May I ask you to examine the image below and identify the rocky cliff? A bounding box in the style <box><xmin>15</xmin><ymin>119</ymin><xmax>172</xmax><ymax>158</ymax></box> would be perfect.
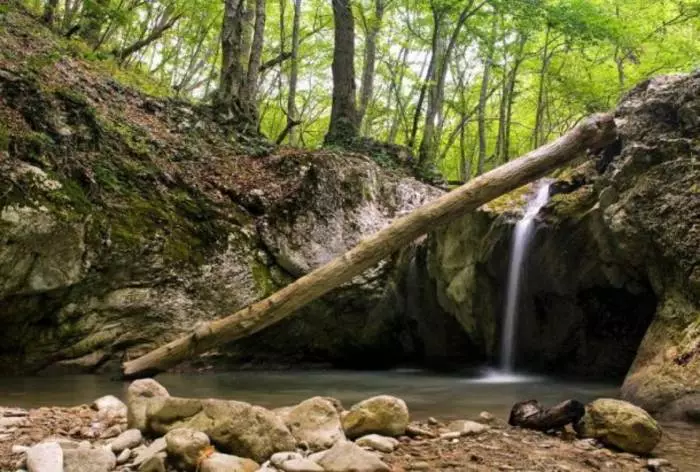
<box><xmin>428</xmin><ymin>72</ymin><xmax>700</xmax><ymax>420</ymax></box>
<box><xmin>0</xmin><ymin>7</ymin><xmax>470</xmax><ymax>374</ymax></box>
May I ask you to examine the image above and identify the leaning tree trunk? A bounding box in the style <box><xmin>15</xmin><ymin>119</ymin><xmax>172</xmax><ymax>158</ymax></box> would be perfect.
<box><xmin>324</xmin><ymin>0</ymin><xmax>359</xmax><ymax>145</ymax></box>
<box><xmin>121</xmin><ymin>114</ymin><xmax>616</xmax><ymax>379</ymax></box>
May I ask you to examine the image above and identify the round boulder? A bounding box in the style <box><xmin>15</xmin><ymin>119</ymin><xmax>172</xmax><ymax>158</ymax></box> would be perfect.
<box><xmin>575</xmin><ymin>398</ymin><xmax>662</xmax><ymax>455</ymax></box>
<box><xmin>165</xmin><ymin>428</ymin><xmax>211</xmax><ymax>470</ymax></box>
<box><xmin>341</xmin><ymin>395</ymin><xmax>409</xmax><ymax>439</ymax></box>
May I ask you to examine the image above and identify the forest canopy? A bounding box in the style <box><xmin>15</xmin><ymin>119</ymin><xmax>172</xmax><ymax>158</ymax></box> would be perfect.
<box><xmin>25</xmin><ymin>0</ymin><xmax>700</xmax><ymax>180</ymax></box>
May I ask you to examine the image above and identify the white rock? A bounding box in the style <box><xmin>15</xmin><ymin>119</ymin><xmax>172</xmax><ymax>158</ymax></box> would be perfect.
<box><xmin>283</xmin><ymin>397</ymin><xmax>345</xmax><ymax>451</ymax></box>
<box><xmin>26</xmin><ymin>442</ymin><xmax>63</xmax><ymax>472</ymax></box>
<box><xmin>270</xmin><ymin>452</ymin><xmax>302</xmax><ymax>468</ymax></box>
<box><xmin>127</xmin><ymin>379</ymin><xmax>170</xmax><ymax>431</ymax></box>
<box><xmin>199</xmin><ymin>452</ymin><xmax>259</xmax><ymax>472</ymax></box>
<box><xmin>317</xmin><ymin>441</ymin><xmax>390</xmax><ymax>472</ymax></box>
<box><xmin>355</xmin><ymin>434</ymin><xmax>399</xmax><ymax>453</ymax></box>
<box><xmin>132</xmin><ymin>438</ymin><xmax>167</xmax><ymax>468</ymax></box>
<box><xmin>306</xmin><ymin>450</ymin><xmax>328</xmax><ymax>464</ymax></box>
<box><xmin>12</xmin><ymin>445</ymin><xmax>30</xmax><ymax>454</ymax></box>
<box><xmin>109</xmin><ymin>429</ymin><xmax>142</xmax><ymax>453</ymax></box>
<box><xmin>447</xmin><ymin>420</ymin><xmax>490</xmax><ymax>436</ymax></box>
<box><xmin>278</xmin><ymin>458</ymin><xmax>324</xmax><ymax>472</ymax></box>
<box><xmin>165</xmin><ymin>428</ymin><xmax>211</xmax><ymax>470</ymax></box>
<box><xmin>439</xmin><ymin>432</ymin><xmax>460</xmax><ymax>440</ymax></box>
<box><xmin>92</xmin><ymin>395</ymin><xmax>127</xmax><ymax>418</ymax></box>
<box><xmin>63</xmin><ymin>447</ymin><xmax>116</xmax><ymax>472</ymax></box>
<box><xmin>116</xmin><ymin>448</ymin><xmax>131</xmax><ymax>465</ymax></box>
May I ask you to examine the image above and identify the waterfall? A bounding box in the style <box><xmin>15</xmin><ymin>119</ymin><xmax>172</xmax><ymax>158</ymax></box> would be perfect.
<box><xmin>499</xmin><ymin>180</ymin><xmax>552</xmax><ymax>372</ymax></box>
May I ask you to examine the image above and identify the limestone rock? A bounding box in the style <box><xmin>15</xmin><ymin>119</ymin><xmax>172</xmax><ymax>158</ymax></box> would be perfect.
<box><xmin>127</xmin><ymin>379</ymin><xmax>170</xmax><ymax>431</ymax></box>
<box><xmin>109</xmin><ymin>429</ymin><xmax>142</xmax><ymax>453</ymax></box>
<box><xmin>143</xmin><ymin>397</ymin><xmax>295</xmax><ymax>463</ymax></box>
<box><xmin>138</xmin><ymin>452</ymin><xmax>166</xmax><ymax>472</ymax></box>
<box><xmin>198</xmin><ymin>452</ymin><xmax>259</xmax><ymax>472</ymax></box>
<box><xmin>27</xmin><ymin>442</ymin><xmax>63</xmax><ymax>472</ymax></box>
<box><xmin>317</xmin><ymin>441</ymin><xmax>390</xmax><ymax>472</ymax></box>
<box><xmin>284</xmin><ymin>397</ymin><xmax>345</xmax><ymax>451</ymax></box>
<box><xmin>116</xmin><ymin>449</ymin><xmax>131</xmax><ymax>465</ymax></box>
<box><xmin>575</xmin><ymin>398</ymin><xmax>662</xmax><ymax>455</ymax></box>
<box><xmin>165</xmin><ymin>428</ymin><xmax>211</xmax><ymax>470</ymax></box>
<box><xmin>278</xmin><ymin>458</ymin><xmax>325</xmax><ymax>472</ymax></box>
<box><xmin>342</xmin><ymin>396</ymin><xmax>409</xmax><ymax>439</ymax></box>
<box><xmin>270</xmin><ymin>452</ymin><xmax>303</xmax><ymax>468</ymax></box>
<box><xmin>447</xmin><ymin>420</ymin><xmax>490</xmax><ymax>436</ymax></box>
<box><xmin>92</xmin><ymin>395</ymin><xmax>127</xmax><ymax>418</ymax></box>
<box><xmin>355</xmin><ymin>434</ymin><xmax>399</xmax><ymax>453</ymax></box>
<box><xmin>63</xmin><ymin>447</ymin><xmax>116</xmax><ymax>472</ymax></box>
<box><xmin>132</xmin><ymin>438</ymin><xmax>167</xmax><ymax>468</ymax></box>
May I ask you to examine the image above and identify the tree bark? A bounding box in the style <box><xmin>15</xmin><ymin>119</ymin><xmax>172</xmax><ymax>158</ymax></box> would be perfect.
<box><xmin>218</xmin><ymin>0</ymin><xmax>245</xmax><ymax>105</ymax></box>
<box><xmin>285</xmin><ymin>0</ymin><xmax>302</xmax><ymax>145</ymax></box>
<box><xmin>324</xmin><ymin>0</ymin><xmax>359</xmax><ymax>145</ymax></box>
<box><xmin>357</xmin><ymin>0</ymin><xmax>385</xmax><ymax>134</ymax></box>
<box><xmin>243</xmin><ymin>0</ymin><xmax>266</xmax><ymax>103</ymax></box>
<box><xmin>121</xmin><ymin>114</ymin><xmax>617</xmax><ymax>379</ymax></box>
<box><xmin>476</xmin><ymin>20</ymin><xmax>497</xmax><ymax>176</ymax></box>
<box><xmin>114</xmin><ymin>11</ymin><xmax>182</xmax><ymax>62</ymax></box>
<box><xmin>42</xmin><ymin>0</ymin><xmax>59</xmax><ymax>26</ymax></box>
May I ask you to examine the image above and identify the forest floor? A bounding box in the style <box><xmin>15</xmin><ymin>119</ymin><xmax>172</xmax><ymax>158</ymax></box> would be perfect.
<box><xmin>2</xmin><ymin>404</ymin><xmax>690</xmax><ymax>472</ymax></box>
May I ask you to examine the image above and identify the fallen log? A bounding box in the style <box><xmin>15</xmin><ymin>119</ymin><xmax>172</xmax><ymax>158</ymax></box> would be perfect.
<box><xmin>508</xmin><ymin>399</ymin><xmax>585</xmax><ymax>432</ymax></box>
<box><xmin>121</xmin><ymin>113</ymin><xmax>617</xmax><ymax>379</ymax></box>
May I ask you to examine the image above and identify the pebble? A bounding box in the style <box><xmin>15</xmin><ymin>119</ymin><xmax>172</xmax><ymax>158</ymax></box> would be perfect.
<box><xmin>132</xmin><ymin>437</ymin><xmax>167</xmax><ymax>467</ymax></box>
<box><xmin>271</xmin><ymin>452</ymin><xmax>303</xmax><ymax>468</ymax></box>
<box><xmin>279</xmin><ymin>457</ymin><xmax>325</xmax><ymax>472</ymax></box>
<box><xmin>109</xmin><ymin>429</ymin><xmax>143</xmax><ymax>453</ymax></box>
<box><xmin>408</xmin><ymin>462</ymin><xmax>430</xmax><ymax>470</ymax></box>
<box><xmin>355</xmin><ymin>434</ymin><xmax>399</xmax><ymax>453</ymax></box>
<box><xmin>647</xmin><ymin>458</ymin><xmax>671</xmax><ymax>471</ymax></box>
<box><xmin>116</xmin><ymin>448</ymin><xmax>131</xmax><ymax>465</ymax></box>
<box><xmin>427</xmin><ymin>417</ymin><xmax>439</xmax><ymax>425</ymax></box>
<box><xmin>439</xmin><ymin>432</ymin><xmax>460</xmax><ymax>440</ymax></box>
<box><xmin>26</xmin><ymin>442</ymin><xmax>63</xmax><ymax>472</ymax></box>
<box><xmin>12</xmin><ymin>445</ymin><xmax>30</xmax><ymax>454</ymax></box>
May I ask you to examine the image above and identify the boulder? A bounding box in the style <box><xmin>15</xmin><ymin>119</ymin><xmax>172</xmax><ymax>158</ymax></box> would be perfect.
<box><xmin>127</xmin><ymin>379</ymin><xmax>170</xmax><ymax>431</ymax></box>
<box><xmin>342</xmin><ymin>396</ymin><xmax>409</xmax><ymax>439</ymax></box>
<box><xmin>198</xmin><ymin>452</ymin><xmax>259</xmax><ymax>472</ymax></box>
<box><xmin>165</xmin><ymin>428</ymin><xmax>211</xmax><ymax>470</ymax></box>
<box><xmin>283</xmin><ymin>397</ymin><xmax>345</xmax><ymax>451</ymax></box>
<box><xmin>575</xmin><ymin>398</ymin><xmax>662</xmax><ymax>455</ymax></box>
<box><xmin>355</xmin><ymin>434</ymin><xmax>399</xmax><ymax>453</ymax></box>
<box><xmin>142</xmin><ymin>396</ymin><xmax>295</xmax><ymax>462</ymax></box>
<box><xmin>109</xmin><ymin>429</ymin><xmax>142</xmax><ymax>453</ymax></box>
<box><xmin>26</xmin><ymin>442</ymin><xmax>63</xmax><ymax>472</ymax></box>
<box><xmin>63</xmin><ymin>447</ymin><xmax>117</xmax><ymax>472</ymax></box>
<box><xmin>317</xmin><ymin>441</ymin><xmax>390</xmax><ymax>472</ymax></box>
<box><xmin>92</xmin><ymin>395</ymin><xmax>127</xmax><ymax>418</ymax></box>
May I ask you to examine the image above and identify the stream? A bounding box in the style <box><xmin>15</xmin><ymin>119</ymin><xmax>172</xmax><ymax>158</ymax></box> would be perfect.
<box><xmin>1</xmin><ymin>369</ymin><xmax>698</xmax><ymax>469</ymax></box>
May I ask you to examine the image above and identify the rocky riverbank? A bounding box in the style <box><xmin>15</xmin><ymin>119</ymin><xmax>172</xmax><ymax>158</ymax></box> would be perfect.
<box><xmin>0</xmin><ymin>379</ymin><xmax>681</xmax><ymax>472</ymax></box>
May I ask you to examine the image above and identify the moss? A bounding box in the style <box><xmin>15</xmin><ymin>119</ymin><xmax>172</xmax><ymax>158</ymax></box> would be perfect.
<box><xmin>486</xmin><ymin>185</ymin><xmax>531</xmax><ymax>213</ymax></box>
<box><xmin>0</xmin><ymin>122</ymin><xmax>8</xmax><ymax>151</ymax></box>
<box><xmin>250</xmin><ymin>260</ymin><xmax>278</xmax><ymax>297</ymax></box>
<box><xmin>548</xmin><ymin>186</ymin><xmax>597</xmax><ymax>221</ymax></box>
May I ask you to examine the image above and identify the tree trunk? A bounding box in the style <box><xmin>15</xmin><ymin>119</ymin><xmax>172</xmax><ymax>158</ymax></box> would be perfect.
<box><xmin>42</xmin><ymin>0</ymin><xmax>59</xmax><ymax>25</ymax></box>
<box><xmin>509</xmin><ymin>399</ymin><xmax>585</xmax><ymax>432</ymax></box>
<box><xmin>324</xmin><ymin>0</ymin><xmax>359</xmax><ymax>145</ymax></box>
<box><xmin>387</xmin><ymin>45</ymin><xmax>409</xmax><ymax>144</ymax></box>
<box><xmin>476</xmin><ymin>20</ymin><xmax>497</xmax><ymax>176</ymax></box>
<box><xmin>243</xmin><ymin>0</ymin><xmax>266</xmax><ymax>103</ymax></box>
<box><xmin>81</xmin><ymin>0</ymin><xmax>110</xmax><ymax>48</ymax></box>
<box><xmin>357</xmin><ymin>0</ymin><xmax>385</xmax><ymax>134</ymax></box>
<box><xmin>285</xmin><ymin>0</ymin><xmax>302</xmax><ymax>145</ymax></box>
<box><xmin>114</xmin><ymin>11</ymin><xmax>182</xmax><ymax>62</ymax></box>
<box><xmin>121</xmin><ymin>114</ymin><xmax>617</xmax><ymax>379</ymax></box>
<box><xmin>503</xmin><ymin>34</ymin><xmax>527</xmax><ymax>162</ymax></box>
<box><xmin>533</xmin><ymin>25</ymin><xmax>551</xmax><ymax>149</ymax></box>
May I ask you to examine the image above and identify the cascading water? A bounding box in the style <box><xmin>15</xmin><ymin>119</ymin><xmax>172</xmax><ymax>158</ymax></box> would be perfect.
<box><xmin>499</xmin><ymin>180</ymin><xmax>552</xmax><ymax>372</ymax></box>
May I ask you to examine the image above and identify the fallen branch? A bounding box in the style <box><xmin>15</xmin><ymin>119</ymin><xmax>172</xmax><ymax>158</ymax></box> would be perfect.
<box><xmin>121</xmin><ymin>113</ymin><xmax>617</xmax><ymax>379</ymax></box>
<box><xmin>509</xmin><ymin>399</ymin><xmax>585</xmax><ymax>432</ymax></box>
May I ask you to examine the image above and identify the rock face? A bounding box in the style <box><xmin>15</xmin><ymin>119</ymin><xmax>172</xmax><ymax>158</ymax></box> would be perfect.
<box><xmin>575</xmin><ymin>398</ymin><xmax>662</xmax><ymax>455</ymax></box>
<box><xmin>427</xmin><ymin>72</ymin><xmax>700</xmax><ymax>418</ymax></box>
<box><xmin>0</xmin><ymin>7</ymin><xmax>445</xmax><ymax>374</ymax></box>
<box><xmin>342</xmin><ymin>395</ymin><xmax>409</xmax><ymax>439</ymax></box>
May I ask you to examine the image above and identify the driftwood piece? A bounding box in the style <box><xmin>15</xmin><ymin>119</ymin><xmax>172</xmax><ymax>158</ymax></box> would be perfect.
<box><xmin>508</xmin><ymin>399</ymin><xmax>585</xmax><ymax>432</ymax></box>
<box><xmin>121</xmin><ymin>113</ymin><xmax>617</xmax><ymax>379</ymax></box>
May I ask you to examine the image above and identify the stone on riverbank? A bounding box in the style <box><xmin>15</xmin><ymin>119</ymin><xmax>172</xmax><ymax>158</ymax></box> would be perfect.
<box><xmin>318</xmin><ymin>441</ymin><xmax>391</xmax><ymax>472</ymax></box>
<box><xmin>282</xmin><ymin>397</ymin><xmax>345</xmax><ymax>451</ymax></box>
<box><xmin>342</xmin><ymin>396</ymin><xmax>409</xmax><ymax>439</ymax></box>
<box><xmin>127</xmin><ymin>379</ymin><xmax>170</xmax><ymax>431</ymax></box>
<box><xmin>355</xmin><ymin>434</ymin><xmax>399</xmax><ymax>452</ymax></box>
<box><xmin>165</xmin><ymin>428</ymin><xmax>211</xmax><ymax>470</ymax></box>
<box><xmin>447</xmin><ymin>419</ymin><xmax>490</xmax><ymax>436</ymax></box>
<box><xmin>198</xmin><ymin>452</ymin><xmax>259</xmax><ymax>472</ymax></box>
<box><xmin>575</xmin><ymin>398</ymin><xmax>662</xmax><ymax>455</ymax></box>
<box><xmin>63</xmin><ymin>446</ymin><xmax>116</xmax><ymax>472</ymax></box>
<box><xmin>92</xmin><ymin>396</ymin><xmax>127</xmax><ymax>419</ymax></box>
<box><xmin>27</xmin><ymin>442</ymin><xmax>63</xmax><ymax>472</ymax></box>
<box><xmin>109</xmin><ymin>428</ymin><xmax>142</xmax><ymax>453</ymax></box>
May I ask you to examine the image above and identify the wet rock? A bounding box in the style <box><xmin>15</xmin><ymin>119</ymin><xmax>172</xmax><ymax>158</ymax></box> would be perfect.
<box><xmin>142</xmin><ymin>397</ymin><xmax>295</xmax><ymax>463</ymax></box>
<box><xmin>138</xmin><ymin>452</ymin><xmax>166</xmax><ymax>472</ymax></box>
<box><xmin>575</xmin><ymin>399</ymin><xmax>662</xmax><ymax>454</ymax></box>
<box><xmin>447</xmin><ymin>420</ymin><xmax>490</xmax><ymax>436</ymax></box>
<box><xmin>63</xmin><ymin>446</ymin><xmax>116</xmax><ymax>472</ymax></box>
<box><xmin>165</xmin><ymin>428</ymin><xmax>211</xmax><ymax>470</ymax></box>
<box><xmin>127</xmin><ymin>379</ymin><xmax>170</xmax><ymax>431</ymax></box>
<box><xmin>92</xmin><ymin>396</ymin><xmax>127</xmax><ymax>419</ymax></box>
<box><xmin>109</xmin><ymin>429</ymin><xmax>142</xmax><ymax>453</ymax></box>
<box><xmin>342</xmin><ymin>396</ymin><xmax>409</xmax><ymax>439</ymax></box>
<box><xmin>282</xmin><ymin>397</ymin><xmax>345</xmax><ymax>451</ymax></box>
<box><xmin>355</xmin><ymin>434</ymin><xmax>399</xmax><ymax>452</ymax></box>
<box><xmin>198</xmin><ymin>452</ymin><xmax>259</xmax><ymax>472</ymax></box>
<box><xmin>317</xmin><ymin>441</ymin><xmax>390</xmax><ymax>472</ymax></box>
<box><xmin>278</xmin><ymin>458</ymin><xmax>324</xmax><ymax>472</ymax></box>
<box><xmin>26</xmin><ymin>442</ymin><xmax>63</xmax><ymax>472</ymax></box>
